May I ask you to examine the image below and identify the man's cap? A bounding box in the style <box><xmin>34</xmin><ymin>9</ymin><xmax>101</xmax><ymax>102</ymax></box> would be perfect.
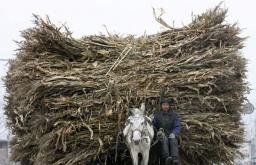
<box><xmin>160</xmin><ymin>98</ymin><xmax>174</xmax><ymax>104</ymax></box>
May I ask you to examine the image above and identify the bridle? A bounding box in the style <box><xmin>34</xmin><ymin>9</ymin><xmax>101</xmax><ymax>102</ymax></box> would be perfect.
<box><xmin>129</xmin><ymin>116</ymin><xmax>153</xmax><ymax>144</ymax></box>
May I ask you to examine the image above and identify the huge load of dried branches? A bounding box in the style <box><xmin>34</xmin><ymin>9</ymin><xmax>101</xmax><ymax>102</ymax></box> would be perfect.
<box><xmin>5</xmin><ymin>5</ymin><xmax>248</xmax><ymax>165</ymax></box>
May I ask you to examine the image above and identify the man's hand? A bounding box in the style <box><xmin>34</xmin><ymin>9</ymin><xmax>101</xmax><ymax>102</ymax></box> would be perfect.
<box><xmin>168</xmin><ymin>133</ymin><xmax>176</xmax><ymax>139</ymax></box>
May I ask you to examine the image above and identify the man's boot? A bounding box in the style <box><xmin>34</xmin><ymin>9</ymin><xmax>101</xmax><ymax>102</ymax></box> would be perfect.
<box><xmin>165</xmin><ymin>156</ymin><xmax>179</xmax><ymax>165</ymax></box>
<box><xmin>165</xmin><ymin>157</ymin><xmax>173</xmax><ymax>165</ymax></box>
<box><xmin>172</xmin><ymin>158</ymin><xmax>179</xmax><ymax>165</ymax></box>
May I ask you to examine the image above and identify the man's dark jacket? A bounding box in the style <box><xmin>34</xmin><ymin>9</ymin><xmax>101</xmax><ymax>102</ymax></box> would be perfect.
<box><xmin>152</xmin><ymin>110</ymin><xmax>180</xmax><ymax>136</ymax></box>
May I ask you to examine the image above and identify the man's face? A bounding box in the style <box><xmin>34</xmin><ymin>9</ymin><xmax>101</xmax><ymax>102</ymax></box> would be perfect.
<box><xmin>161</xmin><ymin>102</ymin><xmax>170</xmax><ymax>111</ymax></box>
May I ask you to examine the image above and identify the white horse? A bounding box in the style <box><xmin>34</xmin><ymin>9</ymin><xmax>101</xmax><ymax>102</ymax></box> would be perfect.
<box><xmin>123</xmin><ymin>103</ymin><xmax>154</xmax><ymax>165</ymax></box>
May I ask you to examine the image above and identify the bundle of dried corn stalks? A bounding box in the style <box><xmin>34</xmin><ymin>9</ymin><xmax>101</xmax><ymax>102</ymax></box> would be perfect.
<box><xmin>5</xmin><ymin>5</ymin><xmax>248</xmax><ymax>165</ymax></box>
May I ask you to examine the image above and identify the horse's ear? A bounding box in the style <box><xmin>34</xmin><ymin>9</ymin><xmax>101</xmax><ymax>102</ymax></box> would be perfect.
<box><xmin>140</xmin><ymin>103</ymin><xmax>145</xmax><ymax>114</ymax></box>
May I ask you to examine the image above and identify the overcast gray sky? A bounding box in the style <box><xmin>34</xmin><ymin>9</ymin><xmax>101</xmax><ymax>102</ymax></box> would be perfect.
<box><xmin>0</xmin><ymin>0</ymin><xmax>255</xmax><ymax>140</ymax></box>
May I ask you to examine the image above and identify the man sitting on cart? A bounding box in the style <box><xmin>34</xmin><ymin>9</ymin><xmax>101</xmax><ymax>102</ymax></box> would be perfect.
<box><xmin>152</xmin><ymin>98</ymin><xmax>180</xmax><ymax>165</ymax></box>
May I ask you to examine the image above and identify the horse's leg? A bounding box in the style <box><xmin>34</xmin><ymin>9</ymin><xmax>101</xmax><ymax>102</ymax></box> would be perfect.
<box><xmin>130</xmin><ymin>148</ymin><xmax>139</xmax><ymax>165</ymax></box>
<box><xmin>142</xmin><ymin>150</ymin><xmax>150</xmax><ymax>165</ymax></box>
<box><xmin>141</xmin><ymin>139</ymin><xmax>151</xmax><ymax>165</ymax></box>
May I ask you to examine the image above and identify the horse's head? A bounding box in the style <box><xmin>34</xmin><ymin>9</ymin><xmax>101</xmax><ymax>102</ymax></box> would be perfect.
<box><xmin>126</xmin><ymin>103</ymin><xmax>146</xmax><ymax>145</ymax></box>
<box><xmin>130</xmin><ymin>112</ymin><xmax>145</xmax><ymax>144</ymax></box>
